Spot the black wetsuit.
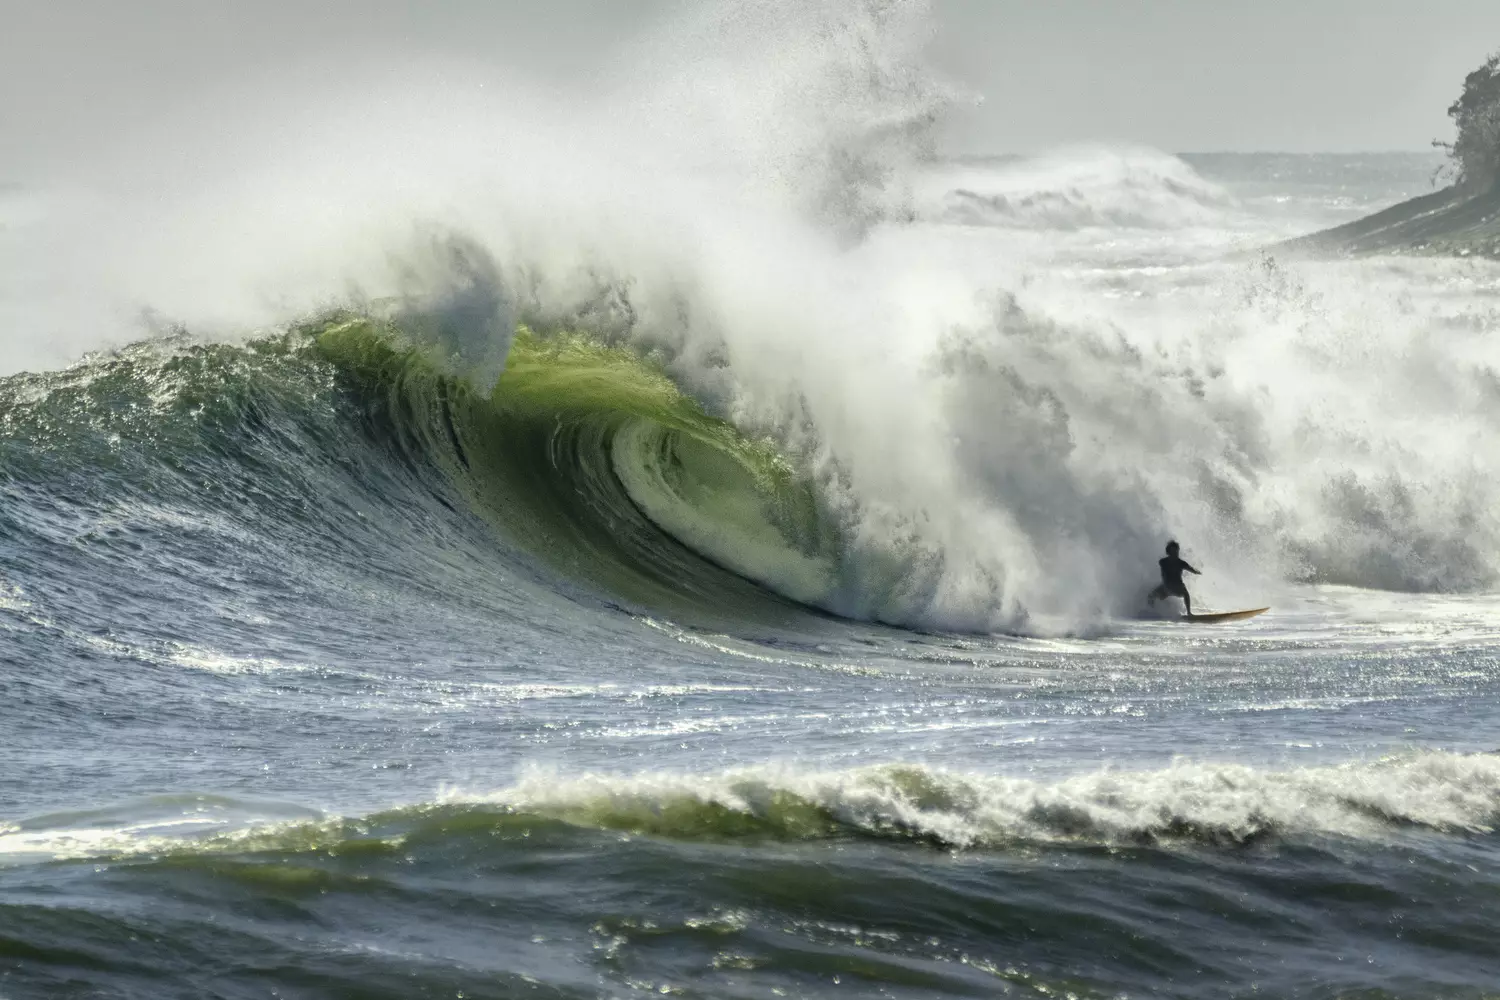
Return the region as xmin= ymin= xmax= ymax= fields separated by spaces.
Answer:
xmin=1150 ymin=555 xmax=1199 ymax=612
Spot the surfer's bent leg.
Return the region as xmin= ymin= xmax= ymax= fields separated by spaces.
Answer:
xmin=1164 ymin=581 xmax=1190 ymax=615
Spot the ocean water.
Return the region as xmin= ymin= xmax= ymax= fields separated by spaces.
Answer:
xmin=4 ymin=7 xmax=1500 ymax=998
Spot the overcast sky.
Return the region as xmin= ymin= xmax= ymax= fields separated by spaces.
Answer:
xmin=4 ymin=0 xmax=1500 ymax=175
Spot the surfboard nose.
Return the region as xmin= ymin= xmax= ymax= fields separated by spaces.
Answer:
xmin=1181 ymin=607 xmax=1271 ymax=623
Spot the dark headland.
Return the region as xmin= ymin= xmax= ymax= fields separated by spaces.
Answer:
xmin=1282 ymin=51 xmax=1500 ymax=260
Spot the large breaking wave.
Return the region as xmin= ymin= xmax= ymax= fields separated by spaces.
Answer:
xmin=4 ymin=0 xmax=1500 ymax=634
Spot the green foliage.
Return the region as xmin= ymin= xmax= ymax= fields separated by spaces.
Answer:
xmin=1437 ymin=51 xmax=1500 ymax=189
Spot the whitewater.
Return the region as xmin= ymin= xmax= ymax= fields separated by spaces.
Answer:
xmin=3 ymin=3 xmax=1500 ymax=998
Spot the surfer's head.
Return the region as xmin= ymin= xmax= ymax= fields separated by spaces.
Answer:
xmin=1165 ymin=540 xmax=1180 ymax=555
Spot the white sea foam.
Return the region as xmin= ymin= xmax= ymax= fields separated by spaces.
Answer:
xmin=0 ymin=797 xmax=325 ymax=863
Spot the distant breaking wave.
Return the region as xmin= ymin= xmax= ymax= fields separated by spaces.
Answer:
xmin=914 ymin=147 xmax=1236 ymax=230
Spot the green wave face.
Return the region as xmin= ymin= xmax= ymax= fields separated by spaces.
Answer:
xmin=315 ymin=319 xmax=846 ymax=628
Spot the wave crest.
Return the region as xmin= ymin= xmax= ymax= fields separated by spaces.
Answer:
xmin=6 ymin=755 xmax=1496 ymax=865
xmin=478 ymin=754 xmax=1500 ymax=848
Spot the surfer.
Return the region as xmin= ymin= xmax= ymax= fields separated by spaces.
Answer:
xmin=1148 ymin=540 xmax=1201 ymax=615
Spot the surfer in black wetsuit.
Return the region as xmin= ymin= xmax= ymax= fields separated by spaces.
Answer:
xmin=1148 ymin=540 xmax=1201 ymax=615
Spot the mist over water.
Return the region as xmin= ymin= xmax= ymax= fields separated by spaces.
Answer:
xmin=3 ymin=3 xmax=1500 ymax=998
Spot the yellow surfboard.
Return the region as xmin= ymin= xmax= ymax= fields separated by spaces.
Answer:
xmin=1181 ymin=607 xmax=1269 ymax=623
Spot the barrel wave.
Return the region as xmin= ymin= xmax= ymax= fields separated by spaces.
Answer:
xmin=317 ymin=317 xmax=849 ymax=627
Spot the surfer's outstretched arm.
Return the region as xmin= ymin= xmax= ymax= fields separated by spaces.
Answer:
xmin=1184 ymin=562 xmax=1201 ymax=575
